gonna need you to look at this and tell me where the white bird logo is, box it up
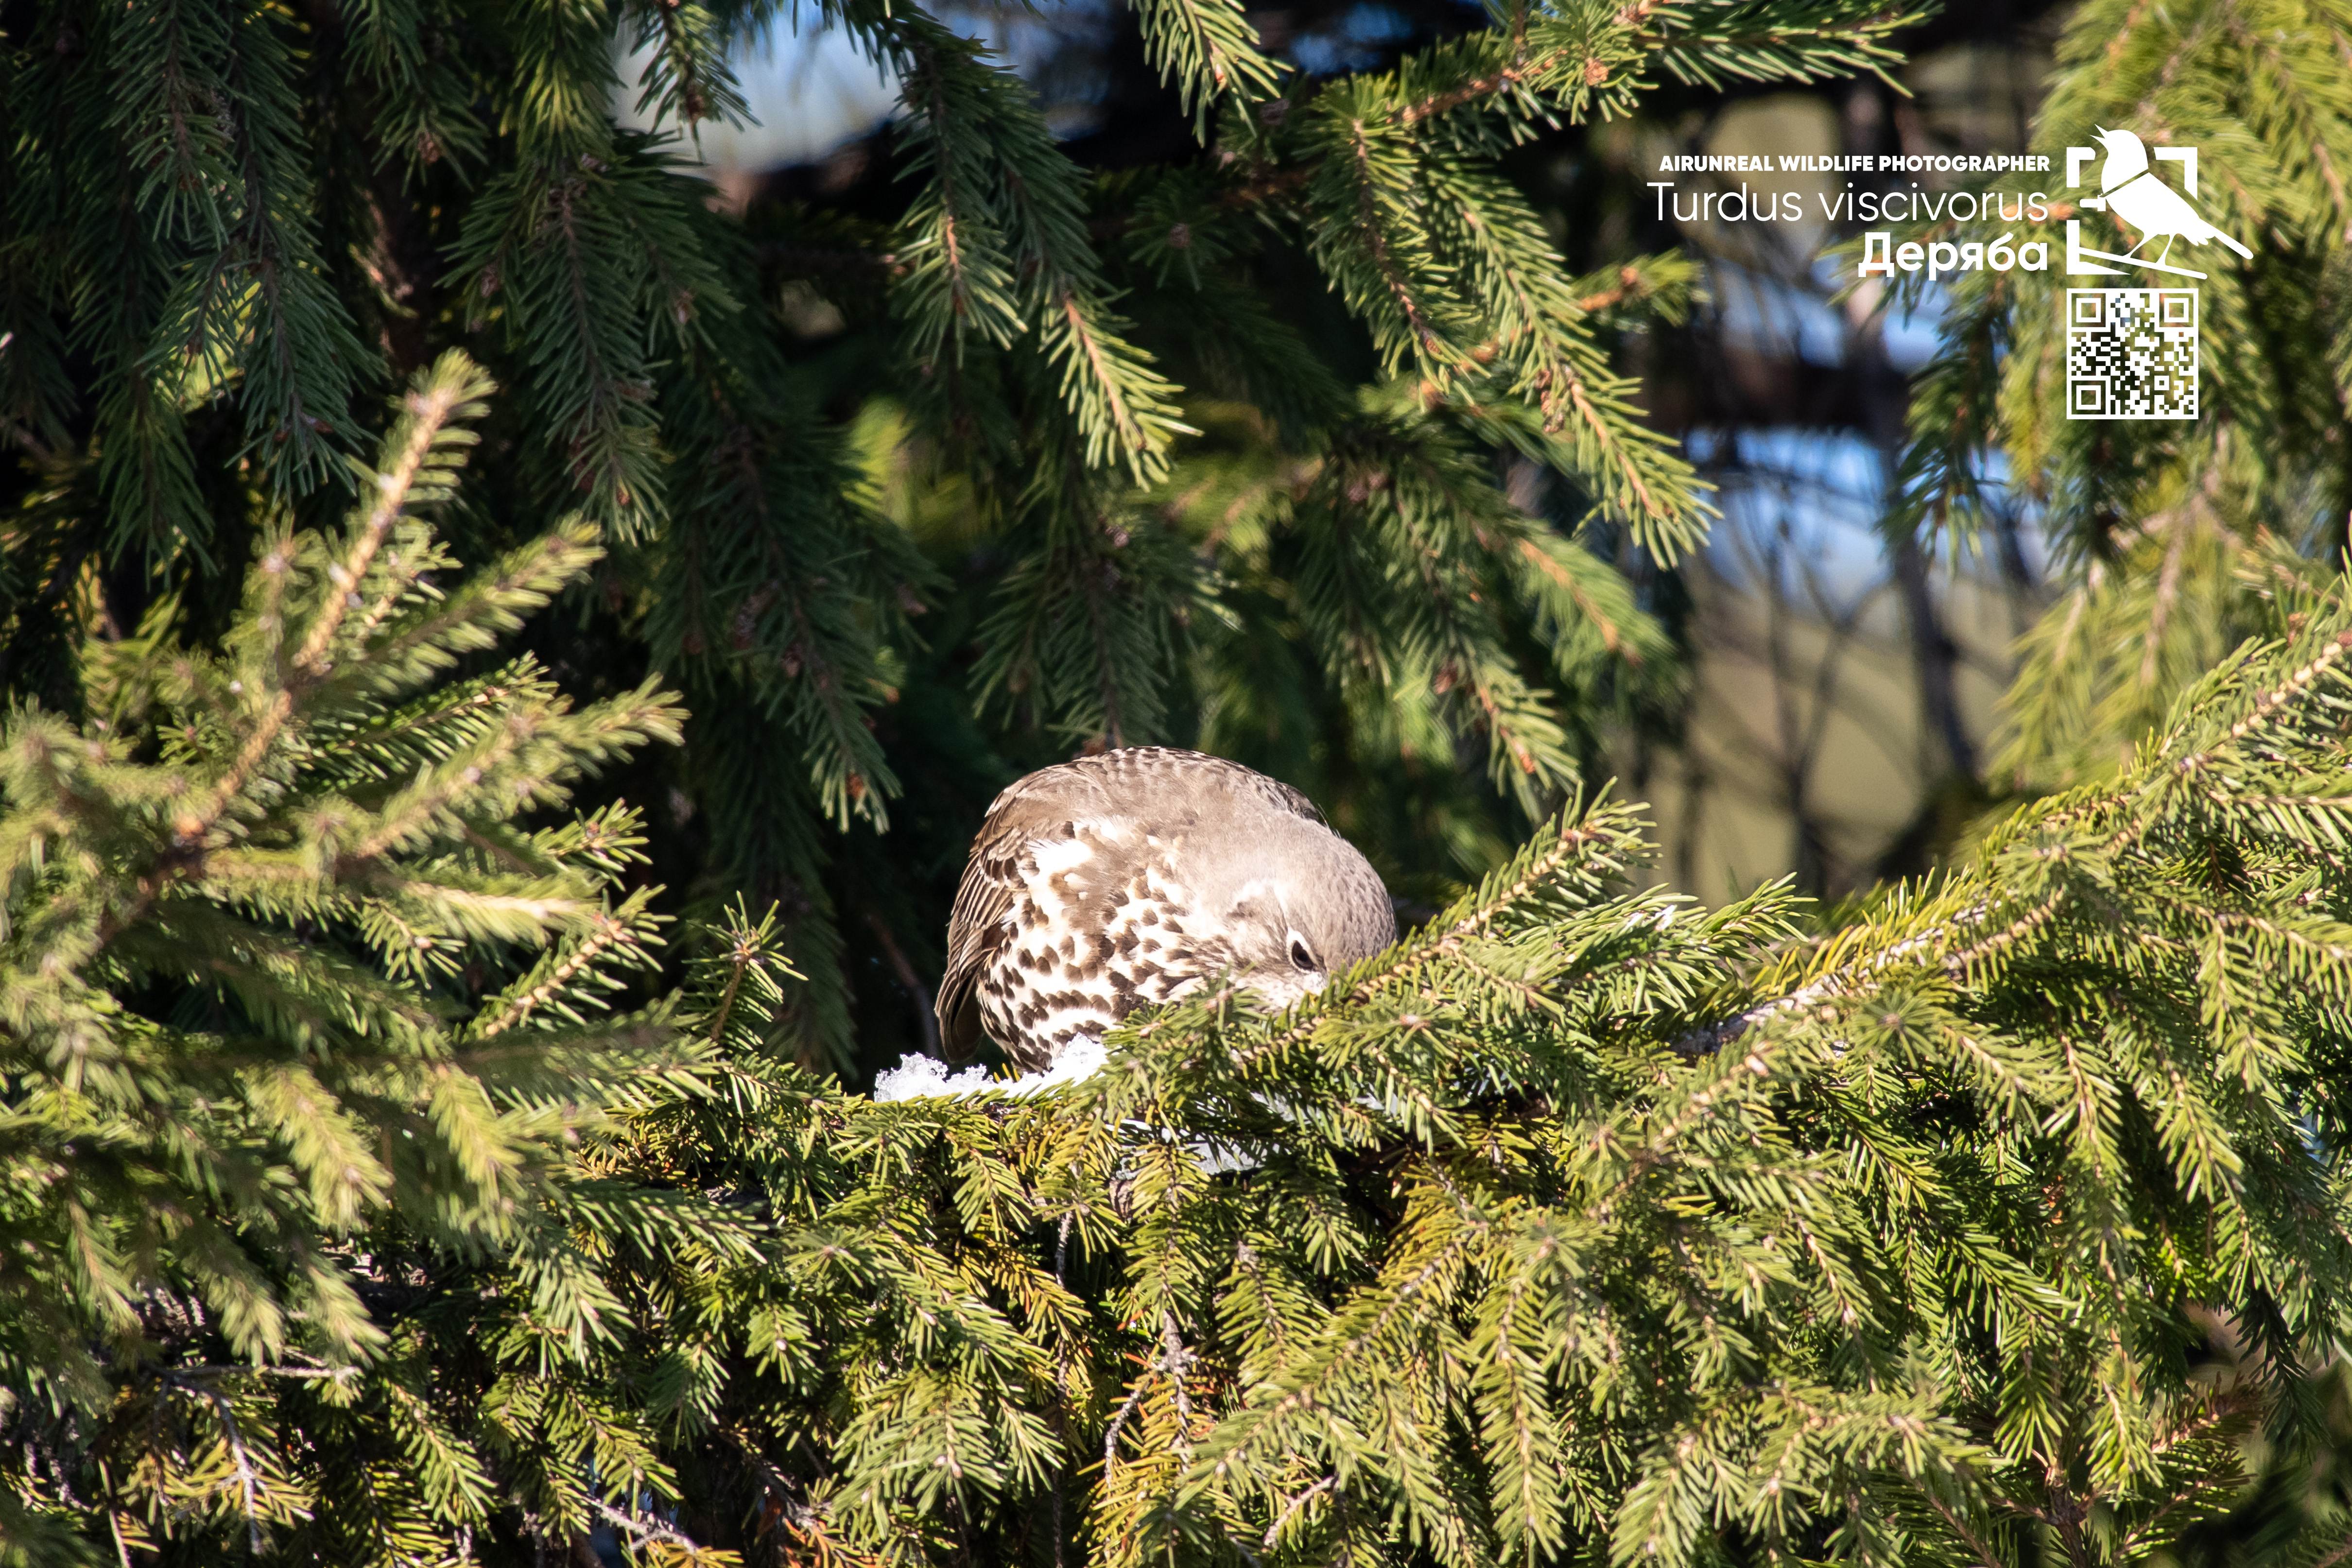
[2084,127,2253,267]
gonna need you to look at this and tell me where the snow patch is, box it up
[870,1038,1110,1103]
[869,1042,1262,1175]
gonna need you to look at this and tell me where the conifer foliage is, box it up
[1889,0,2352,792]
[0,0,1922,1067]
[8,0,2352,1564]
[6,357,2352,1566]
[0,354,709,1562]
[605,590,2352,1568]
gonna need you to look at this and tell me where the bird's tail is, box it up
[2212,225,2254,259]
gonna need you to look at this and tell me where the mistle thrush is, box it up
[937,747,1396,1071]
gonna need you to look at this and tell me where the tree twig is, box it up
[1263,1474,1339,1548]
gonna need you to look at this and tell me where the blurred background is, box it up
[616,0,2065,911]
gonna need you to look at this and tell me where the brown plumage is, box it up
[937,747,1395,1071]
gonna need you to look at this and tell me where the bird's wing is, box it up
[1096,747,1328,826]
[935,765,1119,1061]
[935,851,1013,1062]
[1236,767,1327,826]
[934,750,1327,1059]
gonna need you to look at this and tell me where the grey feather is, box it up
[937,747,1395,1070]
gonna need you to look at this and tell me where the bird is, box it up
[936,747,1397,1072]
[2087,126,2253,267]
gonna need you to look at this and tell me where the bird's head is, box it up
[1203,817,1396,1012]
[2093,126,2147,159]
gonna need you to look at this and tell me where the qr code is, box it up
[2066,288,2198,420]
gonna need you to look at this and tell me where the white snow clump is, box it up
[869,1038,1109,1103]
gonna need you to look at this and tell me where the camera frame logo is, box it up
[2062,130,2249,422]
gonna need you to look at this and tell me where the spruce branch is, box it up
[21,2,2350,1564]
[0,354,698,1560]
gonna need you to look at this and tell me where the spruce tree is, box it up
[7,0,2352,1565]
[0,353,724,1562]
[1888,0,2352,793]
[0,0,1921,1070]
[12,376,2352,1560]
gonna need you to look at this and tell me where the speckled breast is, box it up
[975,822,1242,1067]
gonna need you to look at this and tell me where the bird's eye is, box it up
[1288,936,1316,971]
